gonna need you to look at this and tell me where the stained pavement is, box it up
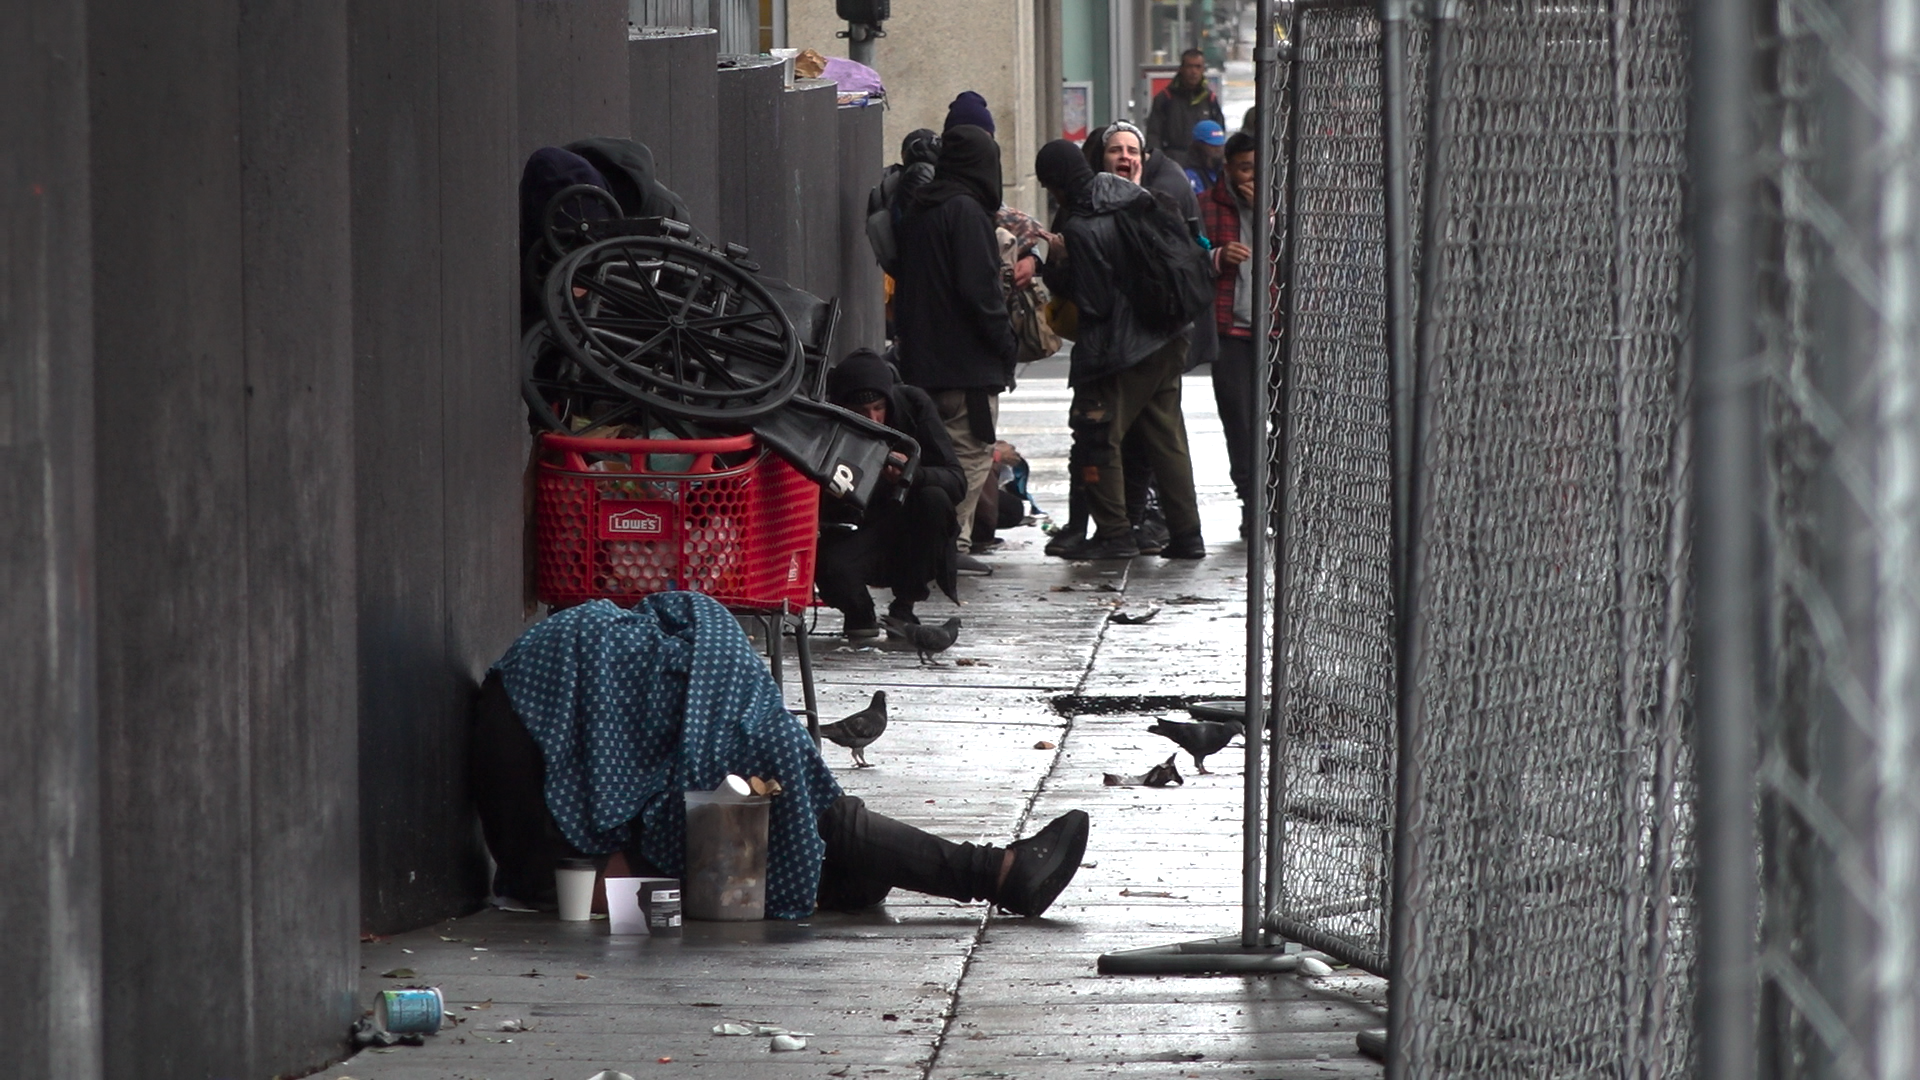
[336,359,1386,1079]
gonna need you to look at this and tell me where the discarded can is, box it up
[374,988,445,1035]
[637,876,683,936]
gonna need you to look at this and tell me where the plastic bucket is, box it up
[682,791,770,920]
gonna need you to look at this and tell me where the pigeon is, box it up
[819,690,888,768]
[880,615,962,664]
[1147,718,1246,774]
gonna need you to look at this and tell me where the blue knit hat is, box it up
[943,91,995,136]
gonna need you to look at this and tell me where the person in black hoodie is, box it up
[892,125,1018,569]
[815,350,968,638]
[1035,139,1204,561]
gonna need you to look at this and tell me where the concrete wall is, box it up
[628,27,721,236]
[519,0,632,158]
[2,1,102,1076]
[835,102,888,358]
[789,0,1048,216]
[350,0,526,935]
[87,0,360,1073]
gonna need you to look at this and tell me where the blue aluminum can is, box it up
[374,987,445,1034]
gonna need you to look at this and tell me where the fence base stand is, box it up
[1097,935,1301,975]
[1356,1029,1386,1061]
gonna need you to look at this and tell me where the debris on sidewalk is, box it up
[585,1071,636,1080]
[1103,754,1184,787]
[349,1017,423,1050]
[1034,740,1057,750]
[1299,956,1336,977]
[1109,605,1162,625]
[770,1034,809,1051]
[1119,888,1188,899]
[713,1021,814,1037]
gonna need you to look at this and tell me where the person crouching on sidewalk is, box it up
[814,349,968,638]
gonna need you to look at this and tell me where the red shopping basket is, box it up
[534,432,820,610]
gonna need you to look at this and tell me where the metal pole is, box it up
[1689,0,1758,1076]
[1262,3,1303,945]
[1384,1,1446,1074]
[847,22,875,66]
[1243,0,1278,950]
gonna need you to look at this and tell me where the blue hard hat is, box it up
[1192,120,1227,146]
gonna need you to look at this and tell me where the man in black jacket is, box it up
[1145,50,1225,170]
[1035,139,1205,561]
[892,125,1018,570]
[815,350,968,638]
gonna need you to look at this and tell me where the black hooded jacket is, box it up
[1042,173,1180,385]
[892,126,1018,392]
[564,138,698,233]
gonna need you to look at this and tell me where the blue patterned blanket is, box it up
[492,594,842,918]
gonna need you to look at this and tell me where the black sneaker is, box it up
[843,613,881,640]
[1132,525,1166,556]
[1065,532,1140,560]
[886,599,920,625]
[996,810,1090,917]
[955,552,992,575]
[1044,530,1086,558]
[1162,532,1206,560]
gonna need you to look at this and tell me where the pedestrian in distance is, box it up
[893,122,1017,577]
[1034,139,1207,562]
[1185,119,1228,197]
[1146,48,1225,169]
[1199,131,1263,535]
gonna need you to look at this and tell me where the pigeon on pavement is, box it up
[880,616,961,664]
[1147,718,1246,774]
[819,690,888,768]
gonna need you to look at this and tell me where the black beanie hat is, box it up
[828,348,894,407]
[1036,139,1096,195]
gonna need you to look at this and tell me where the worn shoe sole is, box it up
[1000,810,1091,918]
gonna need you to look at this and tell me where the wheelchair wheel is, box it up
[542,184,623,258]
[542,235,803,423]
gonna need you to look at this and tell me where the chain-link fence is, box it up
[1394,1,1694,1073]
[1750,0,1920,1076]
[1264,0,1401,976]
[1258,0,1696,1071]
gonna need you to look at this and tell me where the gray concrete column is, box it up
[350,0,526,933]
[627,27,720,235]
[519,0,633,158]
[716,56,786,261]
[87,0,359,1074]
[789,78,842,303]
[835,102,888,358]
[2,2,103,1077]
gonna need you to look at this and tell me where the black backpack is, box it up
[1113,193,1214,335]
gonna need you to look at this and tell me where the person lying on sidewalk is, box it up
[471,593,1090,919]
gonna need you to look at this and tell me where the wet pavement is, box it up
[338,359,1386,1079]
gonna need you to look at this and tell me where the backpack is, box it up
[1113,193,1214,335]
[865,166,904,274]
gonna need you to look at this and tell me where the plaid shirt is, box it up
[1198,177,1251,340]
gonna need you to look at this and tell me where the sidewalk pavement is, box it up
[338,358,1386,1079]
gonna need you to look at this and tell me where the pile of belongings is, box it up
[518,140,916,510]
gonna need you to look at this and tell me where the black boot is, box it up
[1045,478,1091,558]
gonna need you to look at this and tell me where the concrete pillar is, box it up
[87,0,359,1073]
[350,0,526,933]
[518,0,633,159]
[628,27,720,236]
[2,2,102,1077]
[789,78,842,301]
[716,56,787,263]
[835,102,888,358]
